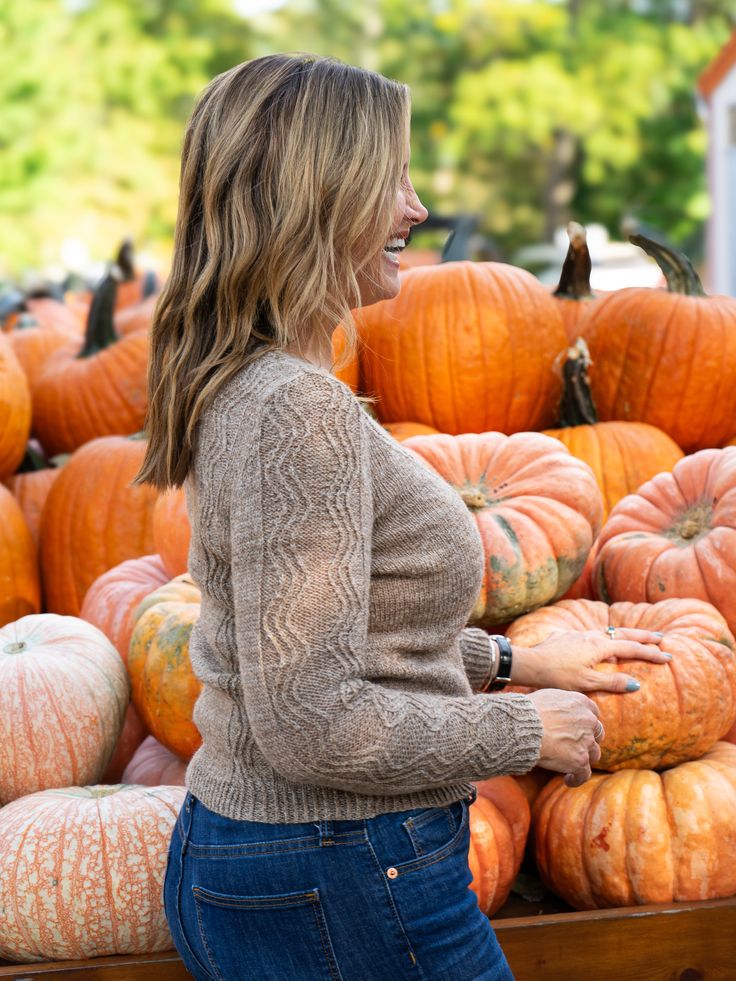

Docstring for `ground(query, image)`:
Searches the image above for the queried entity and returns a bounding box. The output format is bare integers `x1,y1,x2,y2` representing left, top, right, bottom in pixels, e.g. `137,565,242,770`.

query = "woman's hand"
510,629,669,694
528,688,604,787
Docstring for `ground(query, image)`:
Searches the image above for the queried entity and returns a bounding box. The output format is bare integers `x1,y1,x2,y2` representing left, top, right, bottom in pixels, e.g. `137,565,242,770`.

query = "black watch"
489,635,513,688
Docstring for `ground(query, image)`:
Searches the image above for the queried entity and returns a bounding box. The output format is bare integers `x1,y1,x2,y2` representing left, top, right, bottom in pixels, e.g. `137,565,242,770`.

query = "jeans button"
386,867,398,879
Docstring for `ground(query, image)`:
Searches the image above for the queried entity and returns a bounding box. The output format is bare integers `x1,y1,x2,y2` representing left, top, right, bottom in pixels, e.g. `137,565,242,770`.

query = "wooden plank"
491,896,736,981
0,953,193,980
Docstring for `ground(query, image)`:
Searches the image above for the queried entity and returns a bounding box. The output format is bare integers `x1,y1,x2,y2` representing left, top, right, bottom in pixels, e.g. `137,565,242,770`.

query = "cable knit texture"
184,348,542,823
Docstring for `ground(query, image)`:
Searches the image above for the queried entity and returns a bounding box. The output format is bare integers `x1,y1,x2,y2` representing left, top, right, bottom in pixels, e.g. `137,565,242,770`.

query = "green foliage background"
0,0,732,276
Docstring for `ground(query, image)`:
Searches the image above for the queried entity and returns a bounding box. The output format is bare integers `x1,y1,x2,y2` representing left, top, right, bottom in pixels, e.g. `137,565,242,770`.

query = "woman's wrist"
508,645,549,688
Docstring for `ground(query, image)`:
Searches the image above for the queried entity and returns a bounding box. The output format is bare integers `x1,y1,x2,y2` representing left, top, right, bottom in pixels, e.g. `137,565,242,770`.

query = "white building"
698,30,736,297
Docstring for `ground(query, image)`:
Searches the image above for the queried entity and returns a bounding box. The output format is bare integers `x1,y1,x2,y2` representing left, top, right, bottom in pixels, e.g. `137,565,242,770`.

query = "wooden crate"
1,896,734,980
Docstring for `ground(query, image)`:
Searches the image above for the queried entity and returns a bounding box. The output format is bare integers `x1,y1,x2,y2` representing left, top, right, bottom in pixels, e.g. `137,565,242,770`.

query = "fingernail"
626,679,641,692
653,631,664,638
663,652,673,660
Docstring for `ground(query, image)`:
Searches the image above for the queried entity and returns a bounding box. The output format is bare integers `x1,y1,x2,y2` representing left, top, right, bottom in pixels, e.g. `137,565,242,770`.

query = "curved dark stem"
15,443,52,473
115,238,136,281
629,234,706,297
141,269,159,299
557,338,598,427
554,222,594,300
77,267,121,359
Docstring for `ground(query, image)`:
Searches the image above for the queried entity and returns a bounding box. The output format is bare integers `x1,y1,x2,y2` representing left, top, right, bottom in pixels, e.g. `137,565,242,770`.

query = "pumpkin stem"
77,266,122,359
557,338,598,427
16,443,52,473
628,234,706,297
115,238,136,282
5,642,26,654
460,488,487,510
554,222,594,300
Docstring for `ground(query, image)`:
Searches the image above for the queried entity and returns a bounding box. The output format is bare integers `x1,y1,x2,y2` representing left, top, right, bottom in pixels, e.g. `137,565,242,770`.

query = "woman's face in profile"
357,140,428,308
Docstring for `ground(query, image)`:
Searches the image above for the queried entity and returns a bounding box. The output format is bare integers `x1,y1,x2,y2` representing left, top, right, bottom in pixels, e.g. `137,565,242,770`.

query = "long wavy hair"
135,53,410,489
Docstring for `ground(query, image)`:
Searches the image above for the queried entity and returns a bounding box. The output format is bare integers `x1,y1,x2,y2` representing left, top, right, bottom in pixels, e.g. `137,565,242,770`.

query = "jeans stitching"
173,808,217,980
403,806,457,859
193,891,227,981
186,829,367,857
309,889,345,981
363,833,421,974
392,800,469,878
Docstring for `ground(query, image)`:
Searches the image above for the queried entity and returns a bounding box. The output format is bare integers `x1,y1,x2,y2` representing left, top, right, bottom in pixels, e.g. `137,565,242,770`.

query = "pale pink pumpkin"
122,735,187,786
102,704,149,784
0,784,185,962
0,614,129,803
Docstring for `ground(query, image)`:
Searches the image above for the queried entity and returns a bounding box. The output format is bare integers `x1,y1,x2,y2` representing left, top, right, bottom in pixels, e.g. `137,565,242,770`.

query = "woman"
138,54,666,981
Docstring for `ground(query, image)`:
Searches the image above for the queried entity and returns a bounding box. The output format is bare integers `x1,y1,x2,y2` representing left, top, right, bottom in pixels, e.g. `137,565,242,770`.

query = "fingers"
588,672,644,694
608,628,663,645
564,764,592,788
609,641,672,664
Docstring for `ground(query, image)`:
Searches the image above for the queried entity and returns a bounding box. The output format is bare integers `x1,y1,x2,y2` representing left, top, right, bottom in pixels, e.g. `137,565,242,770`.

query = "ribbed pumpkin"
507,598,736,771
383,421,440,442
533,741,736,910
32,270,150,456
6,313,80,388
0,615,129,803
0,485,40,627
0,334,31,479
128,577,202,761
114,293,158,337
153,488,190,579
593,447,736,635
3,451,62,552
331,324,359,392
551,222,605,342
581,235,736,452
356,260,567,435
543,340,684,521
122,735,187,786
1,295,83,335
469,776,530,917
39,435,158,616
0,784,184,962
403,432,602,626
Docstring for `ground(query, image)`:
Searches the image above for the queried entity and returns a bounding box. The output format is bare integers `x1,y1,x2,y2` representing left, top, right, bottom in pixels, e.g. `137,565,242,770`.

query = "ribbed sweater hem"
185,761,477,824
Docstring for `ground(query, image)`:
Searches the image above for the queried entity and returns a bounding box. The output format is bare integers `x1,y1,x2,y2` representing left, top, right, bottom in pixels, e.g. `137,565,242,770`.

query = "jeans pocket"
390,799,468,878
192,884,344,981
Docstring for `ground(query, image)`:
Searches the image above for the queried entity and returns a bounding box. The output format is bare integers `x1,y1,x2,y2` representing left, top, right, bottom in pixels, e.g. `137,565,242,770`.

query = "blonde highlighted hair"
136,53,410,489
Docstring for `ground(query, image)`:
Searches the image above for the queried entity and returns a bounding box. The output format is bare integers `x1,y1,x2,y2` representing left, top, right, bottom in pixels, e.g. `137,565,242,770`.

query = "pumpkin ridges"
0,486,40,626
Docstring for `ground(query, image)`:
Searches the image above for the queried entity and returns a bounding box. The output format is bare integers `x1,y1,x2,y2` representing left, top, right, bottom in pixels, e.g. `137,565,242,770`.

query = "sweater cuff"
460,627,495,692
478,692,543,776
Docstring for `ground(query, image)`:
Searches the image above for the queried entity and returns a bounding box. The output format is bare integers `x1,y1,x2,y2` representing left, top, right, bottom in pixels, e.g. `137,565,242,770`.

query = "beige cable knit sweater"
184,347,542,823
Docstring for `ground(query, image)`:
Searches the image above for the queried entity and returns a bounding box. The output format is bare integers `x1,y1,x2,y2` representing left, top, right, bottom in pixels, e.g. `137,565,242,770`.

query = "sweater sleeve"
460,627,495,692
230,372,542,795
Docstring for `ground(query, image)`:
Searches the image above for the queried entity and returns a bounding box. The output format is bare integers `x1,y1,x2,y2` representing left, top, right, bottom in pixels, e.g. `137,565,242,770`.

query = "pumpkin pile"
2,227,736,964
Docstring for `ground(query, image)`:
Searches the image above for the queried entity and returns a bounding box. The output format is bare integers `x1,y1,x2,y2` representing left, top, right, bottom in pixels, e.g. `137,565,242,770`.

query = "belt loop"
179,791,195,854
319,819,333,845
468,786,478,806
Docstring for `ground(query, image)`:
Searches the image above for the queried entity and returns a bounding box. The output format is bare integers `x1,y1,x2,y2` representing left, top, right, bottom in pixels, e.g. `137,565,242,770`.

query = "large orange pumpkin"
330,324,359,392
4,465,61,552
356,260,568,435
0,334,31,480
469,776,530,917
0,485,40,627
543,340,684,521
32,270,150,456
592,447,736,635
39,435,158,616
0,783,184,962
403,432,602,626
122,735,187,786
128,577,202,761
153,488,190,579
383,421,440,442
533,741,736,910
581,235,736,452
0,614,129,803
507,597,736,771
6,313,80,389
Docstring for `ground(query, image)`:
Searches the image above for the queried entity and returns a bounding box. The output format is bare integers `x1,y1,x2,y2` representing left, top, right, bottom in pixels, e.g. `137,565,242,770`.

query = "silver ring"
594,721,604,741
606,626,617,640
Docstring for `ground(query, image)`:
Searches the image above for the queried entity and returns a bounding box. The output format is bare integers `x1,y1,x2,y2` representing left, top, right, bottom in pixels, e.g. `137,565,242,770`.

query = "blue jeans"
163,786,514,981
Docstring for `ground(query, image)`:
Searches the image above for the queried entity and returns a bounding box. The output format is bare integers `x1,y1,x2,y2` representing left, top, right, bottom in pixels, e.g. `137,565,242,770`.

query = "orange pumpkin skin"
512,768,554,809
356,261,567,435
128,599,202,761
507,598,736,771
153,488,191,578
0,615,129,803
0,335,31,480
533,742,736,910
0,485,40,627
122,735,187,786
39,436,158,616
331,324,359,392
4,468,61,551
2,297,84,335
468,776,530,916
0,784,184,962
542,421,684,522
80,554,170,663
403,432,602,626
383,421,440,442
114,293,158,337
593,448,736,635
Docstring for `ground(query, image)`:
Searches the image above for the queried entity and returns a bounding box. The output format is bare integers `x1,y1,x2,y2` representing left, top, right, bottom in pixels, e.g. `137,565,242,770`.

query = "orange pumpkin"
32,270,150,456
593,447,736,635
102,705,149,784
0,784,184,961
114,292,158,337
6,314,80,388
0,485,40,627
581,235,736,452
403,432,602,626
331,324,359,392
122,735,187,786
128,577,202,761
533,742,736,909
469,776,530,916
0,615,129,803
153,488,190,578
543,340,684,521
2,296,83,335
0,334,31,480
507,598,736,771
356,260,568,435
512,768,554,809
383,421,440,442
39,435,158,616
4,466,61,552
